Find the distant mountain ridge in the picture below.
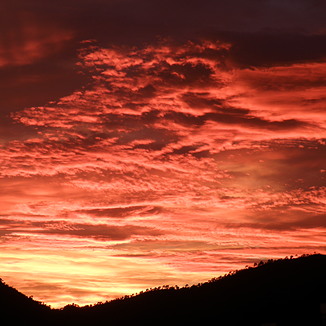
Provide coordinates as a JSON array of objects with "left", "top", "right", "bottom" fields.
[{"left": 1, "top": 254, "right": 326, "bottom": 325}]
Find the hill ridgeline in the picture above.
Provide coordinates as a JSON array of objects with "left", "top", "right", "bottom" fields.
[{"left": 1, "top": 254, "right": 326, "bottom": 326}]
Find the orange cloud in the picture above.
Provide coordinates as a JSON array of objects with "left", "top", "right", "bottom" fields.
[{"left": 1, "top": 39, "right": 325, "bottom": 307}]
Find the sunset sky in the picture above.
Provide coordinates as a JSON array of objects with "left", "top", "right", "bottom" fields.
[{"left": 0, "top": 0, "right": 325, "bottom": 308}]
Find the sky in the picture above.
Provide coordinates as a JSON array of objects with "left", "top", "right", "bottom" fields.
[{"left": 0, "top": 0, "right": 325, "bottom": 308}]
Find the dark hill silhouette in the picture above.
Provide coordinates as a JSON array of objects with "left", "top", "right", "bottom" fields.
[
  {"left": 1, "top": 254, "right": 326, "bottom": 325},
  {"left": 0, "top": 278, "right": 51, "bottom": 325}
]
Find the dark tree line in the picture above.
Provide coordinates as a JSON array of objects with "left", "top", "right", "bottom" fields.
[{"left": 0, "top": 253, "right": 325, "bottom": 326}]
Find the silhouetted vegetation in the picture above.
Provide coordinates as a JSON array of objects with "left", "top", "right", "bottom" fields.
[
  {"left": 0, "top": 277, "right": 51, "bottom": 325},
  {"left": 1, "top": 254, "right": 326, "bottom": 325}
]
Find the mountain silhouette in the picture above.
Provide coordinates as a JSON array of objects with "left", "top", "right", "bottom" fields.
[
  {"left": 1, "top": 254, "right": 326, "bottom": 325},
  {"left": 0, "top": 277, "right": 51, "bottom": 325}
]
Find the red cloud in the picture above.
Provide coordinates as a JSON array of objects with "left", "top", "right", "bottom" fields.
[
  {"left": 1, "top": 39, "right": 325, "bottom": 307},
  {"left": 0, "top": 11, "right": 73, "bottom": 67}
]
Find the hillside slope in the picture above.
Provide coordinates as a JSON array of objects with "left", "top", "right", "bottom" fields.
[
  {"left": 1, "top": 254, "right": 326, "bottom": 325},
  {"left": 0, "top": 278, "right": 51, "bottom": 325},
  {"left": 57, "top": 254, "right": 326, "bottom": 326}
]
